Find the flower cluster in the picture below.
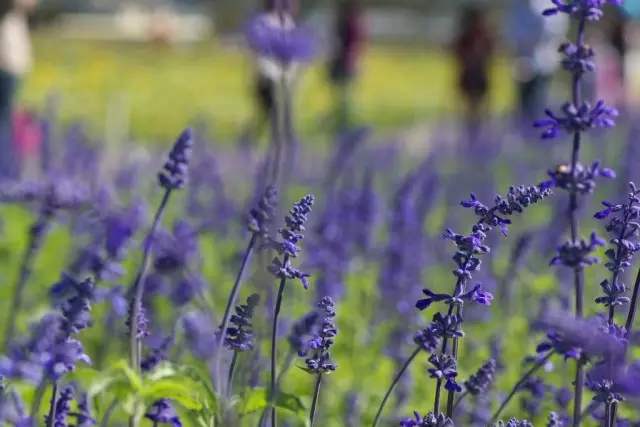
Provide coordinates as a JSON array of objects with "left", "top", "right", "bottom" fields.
[
  {"left": 549, "top": 231, "right": 605, "bottom": 268},
  {"left": 266, "top": 194, "right": 314, "bottom": 288},
  {"left": 224, "top": 294, "right": 260, "bottom": 352},
  {"left": 534, "top": 101, "right": 618, "bottom": 139},
  {"left": 299, "top": 297, "right": 338, "bottom": 374},
  {"left": 495, "top": 419, "right": 533, "bottom": 427},
  {"left": 46, "top": 385, "right": 73, "bottom": 426},
  {"left": 400, "top": 411, "right": 454, "bottom": 427},
  {"left": 144, "top": 399, "right": 182, "bottom": 427},
  {"left": 416, "top": 283, "right": 493, "bottom": 311},
  {"left": 559, "top": 42, "right": 595, "bottom": 74},
  {"left": 427, "top": 353, "right": 462, "bottom": 393},
  {"left": 542, "top": 0, "right": 622, "bottom": 20},
  {"left": 540, "top": 161, "right": 615, "bottom": 194}
]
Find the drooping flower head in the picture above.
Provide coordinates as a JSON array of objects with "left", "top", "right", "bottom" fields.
[
  {"left": 248, "top": 185, "right": 278, "bottom": 238},
  {"left": 158, "top": 128, "right": 193, "bottom": 191},
  {"left": 299, "top": 296, "right": 338, "bottom": 374},
  {"left": 225, "top": 294, "right": 260, "bottom": 352}
]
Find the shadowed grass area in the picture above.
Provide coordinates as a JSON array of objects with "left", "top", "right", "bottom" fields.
[{"left": 21, "top": 34, "right": 516, "bottom": 142}]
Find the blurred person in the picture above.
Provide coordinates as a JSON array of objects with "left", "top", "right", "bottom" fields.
[
  {"left": 242, "top": 0, "right": 299, "bottom": 145},
  {"left": 453, "top": 4, "right": 494, "bottom": 145},
  {"left": 0, "top": 0, "right": 37, "bottom": 180},
  {"left": 506, "top": 0, "right": 568, "bottom": 123},
  {"left": 328, "top": 0, "right": 365, "bottom": 133},
  {"left": 607, "top": 5, "right": 628, "bottom": 105}
]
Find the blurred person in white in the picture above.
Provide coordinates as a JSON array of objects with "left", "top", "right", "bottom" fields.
[
  {"left": 0, "top": 0, "right": 36, "bottom": 180},
  {"left": 506, "top": 0, "right": 568, "bottom": 123}
]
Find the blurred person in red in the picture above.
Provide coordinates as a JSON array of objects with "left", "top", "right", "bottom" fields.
[
  {"left": 328, "top": 0, "right": 365, "bottom": 133},
  {"left": 0, "top": 0, "right": 37, "bottom": 180},
  {"left": 453, "top": 4, "right": 494, "bottom": 145}
]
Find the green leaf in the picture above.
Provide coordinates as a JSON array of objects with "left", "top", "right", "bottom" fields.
[
  {"left": 113, "top": 359, "right": 143, "bottom": 392},
  {"left": 240, "top": 388, "right": 306, "bottom": 416},
  {"left": 174, "top": 364, "right": 219, "bottom": 411},
  {"left": 143, "top": 379, "right": 203, "bottom": 411}
]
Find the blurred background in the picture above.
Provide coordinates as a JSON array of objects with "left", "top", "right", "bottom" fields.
[{"left": 8, "top": 0, "right": 638, "bottom": 156}]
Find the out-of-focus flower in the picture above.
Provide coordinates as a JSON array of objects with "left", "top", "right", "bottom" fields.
[
  {"left": 299, "top": 297, "right": 338, "bottom": 374},
  {"left": 144, "top": 399, "right": 182, "bottom": 427},
  {"left": 464, "top": 359, "right": 497, "bottom": 396},
  {"left": 543, "top": 0, "right": 622, "bottom": 20},
  {"left": 245, "top": 11, "right": 315, "bottom": 81},
  {"left": 400, "top": 411, "right": 454, "bottom": 427}
]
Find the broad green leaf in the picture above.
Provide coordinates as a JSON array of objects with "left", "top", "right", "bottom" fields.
[
  {"left": 146, "top": 361, "right": 177, "bottom": 381},
  {"left": 240, "top": 388, "right": 306, "bottom": 416},
  {"left": 143, "top": 379, "right": 203, "bottom": 410},
  {"left": 174, "top": 364, "right": 219, "bottom": 411}
]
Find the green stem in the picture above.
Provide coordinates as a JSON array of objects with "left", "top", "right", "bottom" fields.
[
  {"left": 269, "top": 271, "right": 288, "bottom": 427},
  {"left": 372, "top": 346, "right": 421, "bottom": 427},
  {"left": 309, "top": 374, "right": 323, "bottom": 427}
]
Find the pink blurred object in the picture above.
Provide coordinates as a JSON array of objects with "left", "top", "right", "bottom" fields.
[
  {"left": 595, "top": 42, "right": 624, "bottom": 107},
  {"left": 13, "top": 108, "right": 42, "bottom": 158}
]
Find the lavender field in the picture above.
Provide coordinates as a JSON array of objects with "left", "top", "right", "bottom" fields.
[{"left": 0, "top": 1, "right": 639, "bottom": 427}]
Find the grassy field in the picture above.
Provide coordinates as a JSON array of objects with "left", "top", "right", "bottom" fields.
[{"left": 21, "top": 34, "right": 517, "bottom": 142}]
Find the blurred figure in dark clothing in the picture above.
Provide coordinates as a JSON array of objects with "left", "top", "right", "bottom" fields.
[
  {"left": 608, "top": 6, "right": 627, "bottom": 92},
  {"left": 328, "top": 0, "right": 365, "bottom": 133},
  {"left": 453, "top": 5, "right": 494, "bottom": 144},
  {"left": 506, "top": 0, "right": 567, "bottom": 124}
]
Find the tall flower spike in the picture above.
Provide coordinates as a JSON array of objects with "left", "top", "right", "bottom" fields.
[
  {"left": 158, "top": 128, "right": 193, "bottom": 191},
  {"left": 225, "top": 294, "right": 260, "bottom": 352},
  {"left": 265, "top": 194, "right": 314, "bottom": 288}
]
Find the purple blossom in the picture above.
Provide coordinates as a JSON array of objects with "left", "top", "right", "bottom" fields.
[
  {"left": 158, "top": 128, "right": 193, "bottom": 191},
  {"left": 224, "top": 294, "right": 259, "bottom": 352},
  {"left": 144, "top": 399, "right": 182, "bottom": 427},
  {"left": 400, "top": 411, "right": 454, "bottom": 427},
  {"left": 534, "top": 100, "right": 618, "bottom": 140},
  {"left": 540, "top": 161, "right": 615, "bottom": 193},
  {"left": 542, "top": 0, "right": 622, "bottom": 20},
  {"left": 427, "top": 354, "right": 462, "bottom": 393}
]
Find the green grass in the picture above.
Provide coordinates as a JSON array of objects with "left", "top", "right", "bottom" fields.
[{"left": 21, "top": 34, "right": 516, "bottom": 142}]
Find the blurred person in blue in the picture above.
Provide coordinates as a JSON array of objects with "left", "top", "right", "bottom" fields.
[
  {"left": 0, "top": 0, "right": 37, "bottom": 180},
  {"left": 506, "top": 0, "right": 568, "bottom": 123},
  {"left": 328, "top": 0, "right": 365, "bottom": 133},
  {"left": 453, "top": 4, "right": 494, "bottom": 144}
]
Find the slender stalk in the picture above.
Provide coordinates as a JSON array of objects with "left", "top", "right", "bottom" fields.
[
  {"left": 258, "top": 350, "right": 295, "bottom": 427},
  {"left": 452, "top": 391, "right": 468, "bottom": 413},
  {"left": 624, "top": 267, "right": 640, "bottom": 337},
  {"left": 487, "top": 351, "right": 553, "bottom": 426},
  {"left": 270, "top": 270, "right": 289, "bottom": 427},
  {"left": 30, "top": 380, "right": 48, "bottom": 421},
  {"left": 268, "top": 80, "right": 284, "bottom": 186},
  {"left": 569, "top": 17, "right": 587, "bottom": 427},
  {"left": 433, "top": 304, "right": 455, "bottom": 416},
  {"left": 309, "top": 374, "right": 323, "bottom": 427},
  {"left": 227, "top": 351, "right": 239, "bottom": 397},
  {"left": 2, "top": 215, "right": 51, "bottom": 350},
  {"left": 214, "top": 234, "right": 257, "bottom": 392},
  {"left": 129, "top": 189, "right": 172, "bottom": 372},
  {"left": 45, "top": 383, "right": 58, "bottom": 427},
  {"left": 610, "top": 402, "right": 618, "bottom": 427},
  {"left": 372, "top": 346, "right": 421, "bottom": 427},
  {"left": 446, "top": 303, "right": 464, "bottom": 417},
  {"left": 604, "top": 403, "right": 611, "bottom": 427},
  {"left": 100, "top": 398, "right": 119, "bottom": 427}
]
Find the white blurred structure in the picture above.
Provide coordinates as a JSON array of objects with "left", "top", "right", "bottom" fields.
[{"left": 47, "top": 3, "right": 213, "bottom": 42}]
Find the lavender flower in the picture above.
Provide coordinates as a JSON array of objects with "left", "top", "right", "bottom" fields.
[
  {"left": 400, "top": 411, "right": 454, "bottom": 427},
  {"left": 144, "top": 399, "right": 182, "bottom": 426},
  {"left": 428, "top": 354, "right": 462, "bottom": 393},
  {"left": 464, "top": 359, "right": 497, "bottom": 396},
  {"left": 547, "top": 412, "right": 563, "bottom": 427},
  {"left": 534, "top": 100, "right": 618, "bottom": 139},
  {"left": 540, "top": 161, "right": 615, "bottom": 193},
  {"left": 245, "top": 10, "right": 315, "bottom": 81},
  {"left": 45, "top": 385, "right": 72, "bottom": 427},
  {"left": 495, "top": 419, "right": 533, "bottom": 427},
  {"left": 549, "top": 231, "right": 606, "bottom": 268},
  {"left": 542, "top": 0, "right": 622, "bottom": 20},
  {"left": 266, "top": 194, "right": 314, "bottom": 288}
]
